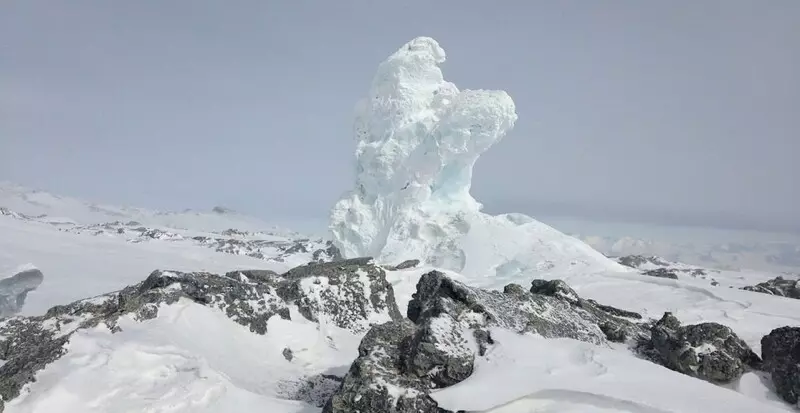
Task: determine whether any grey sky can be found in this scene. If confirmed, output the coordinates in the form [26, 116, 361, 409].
[1, 1, 798, 233]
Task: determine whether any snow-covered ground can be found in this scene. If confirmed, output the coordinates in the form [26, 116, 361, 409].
[2, 36, 800, 413]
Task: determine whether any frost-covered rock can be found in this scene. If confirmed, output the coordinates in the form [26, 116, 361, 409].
[761, 326, 800, 406]
[639, 312, 762, 383]
[0, 258, 400, 411]
[0, 267, 44, 318]
[742, 276, 800, 300]
[329, 37, 623, 280]
[324, 271, 648, 413]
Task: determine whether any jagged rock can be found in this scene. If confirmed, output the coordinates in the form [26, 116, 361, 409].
[282, 347, 294, 362]
[220, 228, 249, 236]
[761, 326, 800, 406]
[0, 268, 44, 318]
[639, 312, 761, 383]
[643, 268, 679, 280]
[312, 241, 343, 262]
[280, 258, 403, 331]
[742, 276, 800, 300]
[323, 320, 448, 413]
[325, 271, 648, 413]
[211, 206, 233, 214]
[0, 259, 400, 410]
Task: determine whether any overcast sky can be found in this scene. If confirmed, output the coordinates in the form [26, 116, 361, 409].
[1, 1, 798, 233]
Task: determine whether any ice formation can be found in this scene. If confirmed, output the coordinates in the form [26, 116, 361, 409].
[329, 37, 625, 282]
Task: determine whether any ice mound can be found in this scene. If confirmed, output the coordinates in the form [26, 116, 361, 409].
[0, 265, 44, 317]
[330, 37, 625, 283]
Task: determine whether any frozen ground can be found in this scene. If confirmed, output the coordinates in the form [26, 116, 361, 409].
[2, 36, 799, 413]
[3, 175, 799, 413]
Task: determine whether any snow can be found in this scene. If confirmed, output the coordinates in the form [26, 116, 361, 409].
[329, 37, 626, 279]
[0, 181, 299, 236]
[0, 211, 292, 316]
[4, 187, 800, 413]
[3, 36, 800, 413]
[5, 299, 361, 413]
[432, 329, 793, 413]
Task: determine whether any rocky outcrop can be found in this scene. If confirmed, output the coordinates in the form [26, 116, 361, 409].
[44, 218, 342, 264]
[638, 312, 761, 383]
[761, 327, 800, 406]
[324, 271, 649, 413]
[643, 268, 679, 280]
[618, 255, 670, 268]
[0, 268, 44, 318]
[742, 276, 800, 300]
[0, 258, 398, 412]
[617, 255, 711, 279]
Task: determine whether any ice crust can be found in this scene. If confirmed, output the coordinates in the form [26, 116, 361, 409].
[329, 37, 625, 281]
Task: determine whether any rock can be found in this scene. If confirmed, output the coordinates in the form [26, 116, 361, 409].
[0, 259, 400, 409]
[312, 241, 343, 262]
[325, 271, 648, 412]
[0, 268, 44, 318]
[212, 206, 233, 214]
[761, 326, 800, 405]
[385, 259, 421, 271]
[742, 276, 800, 300]
[618, 255, 670, 268]
[643, 268, 679, 280]
[0, 317, 69, 412]
[617, 256, 711, 279]
[280, 374, 344, 408]
[280, 258, 403, 331]
[639, 312, 761, 383]
[220, 228, 249, 237]
[323, 320, 447, 413]
[282, 347, 294, 362]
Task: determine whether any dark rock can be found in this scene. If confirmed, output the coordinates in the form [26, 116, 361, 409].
[639, 312, 761, 383]
[326, 271, 648, 413]
[385, 259, 421, 271]
[285, 241, 310, 255]
[761, 326, 800, 405]
[323, 320, 448, 413]
[282, 347, 294, 362]
[618, 255, 669, 268]
[0, 268, 44, 318]
[502, 283, 527, 297]
[279, 258, 403, 332]
[220, 228, 248, 237]
[0, 318, 69, 411]
[225, 269, 280, 284]
[279, 373, 344, 408]
[312, 241, 343, 262]
[212, 206, 233, 214]
[529, 279, 581, 304]
[643, 268, 679, 280]
[742, 276, 800, 300]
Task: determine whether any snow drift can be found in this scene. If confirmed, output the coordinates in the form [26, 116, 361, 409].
[329, 37, 624, 282]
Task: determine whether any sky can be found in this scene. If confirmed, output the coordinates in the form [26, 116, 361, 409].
[1, 1, 798, 233]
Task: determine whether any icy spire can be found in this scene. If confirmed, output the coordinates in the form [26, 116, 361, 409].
[330, 37, 624, 282]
